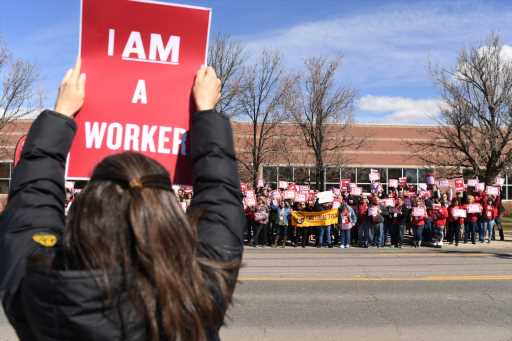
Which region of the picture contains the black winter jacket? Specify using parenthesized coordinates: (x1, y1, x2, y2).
(0, 110, 245, 340)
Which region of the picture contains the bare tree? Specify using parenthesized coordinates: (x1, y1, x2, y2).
(0, 40, 40, 138)
(410, 34, 512, 185)
(208, 33, 245, 116)
(290, 56, 360, 190)
(236, 50, 295, 188)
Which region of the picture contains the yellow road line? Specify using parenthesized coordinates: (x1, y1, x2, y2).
(246, 252, 493, 256)
(239, 274, 512, 282)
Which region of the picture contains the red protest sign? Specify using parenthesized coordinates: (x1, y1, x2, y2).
(287, 183, 297, 191)
(67, 0, 211, 184)
(454, 179, 465, 192)
(340, 179, 350, 191)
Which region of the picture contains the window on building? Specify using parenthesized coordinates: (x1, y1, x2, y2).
(505, 186, 511, 200)
(357, 168, 385, 184)
(326, 167, 339, 183)
(374, 168, 386, 183)
(388, 168, 402, 182)
(404, 168, 418, 183)
(309, 167, 318, 184)
(263, 166, 277, 184)
(0, 162, 11, 195)
(360, 184, 371, 194)
(340, 168, 356, 182)
(294, 167, 309, 184)
(0, 181, 9, 194)
(0, 163, 10, 179)
(357, 168, 370, 183)
(418, 168, 434, 183)
(278, 167, 293, 182)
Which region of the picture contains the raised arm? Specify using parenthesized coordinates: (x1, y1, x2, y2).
(189, 67, 245, 262)
(0, 59, 84, 305)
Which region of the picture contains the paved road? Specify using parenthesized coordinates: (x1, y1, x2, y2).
(221, 245, 512, 341)
(1, 243, 512, 340)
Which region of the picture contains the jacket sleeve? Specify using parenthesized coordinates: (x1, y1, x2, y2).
(189, 110, 245, 264)
(0, 110, 76, 304)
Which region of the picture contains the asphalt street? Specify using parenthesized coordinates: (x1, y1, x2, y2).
(1, 243, 512, 340)
(220, 244, 512, 341)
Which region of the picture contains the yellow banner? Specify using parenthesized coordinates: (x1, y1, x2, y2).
(291, 209, 339, 227)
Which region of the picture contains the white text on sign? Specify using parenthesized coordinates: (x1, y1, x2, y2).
(108, 29, 181, 65)
(84, 121, 187, 155)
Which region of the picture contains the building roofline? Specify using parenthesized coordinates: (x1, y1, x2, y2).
(231, 120, 441, 128)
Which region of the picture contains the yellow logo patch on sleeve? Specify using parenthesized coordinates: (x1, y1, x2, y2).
(32, 233, 58, 248)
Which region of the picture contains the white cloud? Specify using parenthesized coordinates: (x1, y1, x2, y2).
(240, 3, 512, 90)
(500, 45, 512, 61)
(357, 95, 446, 122)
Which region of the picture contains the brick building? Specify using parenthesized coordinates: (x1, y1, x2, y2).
(2, 119, 512, 200)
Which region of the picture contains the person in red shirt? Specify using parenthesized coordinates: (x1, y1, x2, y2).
(465, 195, 481, 244)
(357, 197, 370, 248)
(391, 197, 407, 248)
(432, 200, 449, 247)
(482, 196, 497, 244)
(411, 199, 427, 247)
(448, 198, 464, 246)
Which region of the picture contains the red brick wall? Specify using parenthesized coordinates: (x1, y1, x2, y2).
(232, 122, 435, 168)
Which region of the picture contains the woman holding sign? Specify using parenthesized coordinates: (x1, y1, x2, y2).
(0, 62, 244, 341)
(482, 197, 497, 244)
(448, 198, 465, 246)
(369, 197, 384, 248)
(411, 199, 427, 247)
(465, 196, 481, 244)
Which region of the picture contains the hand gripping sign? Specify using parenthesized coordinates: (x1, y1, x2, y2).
(67, 0, 211, 184)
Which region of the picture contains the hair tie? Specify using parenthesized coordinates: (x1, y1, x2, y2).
(129, 178, 144, 190)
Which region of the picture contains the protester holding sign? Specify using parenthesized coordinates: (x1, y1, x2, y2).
(369, 197, 384, 248)
(252, 197, 270, 247)
(411, 199, 427, 247)
(448, 198, 465, 246)
(390, 197, 406, 248)
(0, 60, 244, 341)
(271, 200, 291, 248)
(432, 199, 449, 247)
(465, 196, 481, 244)
(316, 201, 335, 248)
(481, 197, 497, 244)
(338, 197, 357, 248)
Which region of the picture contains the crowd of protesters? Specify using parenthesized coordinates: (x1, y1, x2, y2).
(236, 176, 507, 249)
(7, 175, 507, 251)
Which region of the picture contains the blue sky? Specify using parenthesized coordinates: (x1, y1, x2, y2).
(2, 0, 512, 123)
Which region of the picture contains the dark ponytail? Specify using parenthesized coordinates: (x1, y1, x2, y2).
(64, 152, 236, 341)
